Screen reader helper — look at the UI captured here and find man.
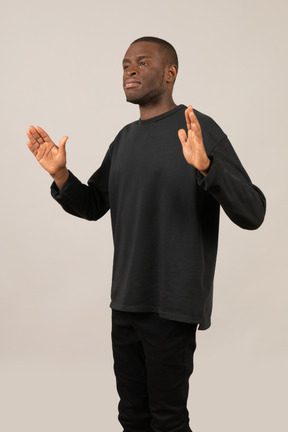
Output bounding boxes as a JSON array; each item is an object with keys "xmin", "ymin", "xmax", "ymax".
[{"xmin": 26, "ymin": 36, "xmax": 266, "ymax": 432}]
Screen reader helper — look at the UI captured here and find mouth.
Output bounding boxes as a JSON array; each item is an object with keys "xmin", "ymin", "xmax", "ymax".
[{"xmin": 124, "ymin": 80, "xmax": 141, "ymax": 89}]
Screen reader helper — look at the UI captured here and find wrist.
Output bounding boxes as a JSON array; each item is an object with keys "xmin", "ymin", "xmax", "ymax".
[
  {"xmin": 51, "ymin": 167, "xmax": 69, "ymax": 190},
  {"xmin": 51, "ymin": 167, "xmax": 68, "ymax": 179},
  {"xmin": 199, "ymin": 158, "xmax": 211, "ymax": 176}
]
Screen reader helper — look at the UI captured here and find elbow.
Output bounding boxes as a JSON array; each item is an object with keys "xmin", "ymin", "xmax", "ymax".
[
  {"xmin": 225, "ymin": 195, "xmax": 266, "ymax": 230},
  {"xmin": 249, "ymin": 195, "xmax": 266, "ymax": 230},
  {"xmin": 236, "ymin": 199, "xmax": 266, "ymax": 230},
  {"xmin": 244, "ymin": 212, "xmax": 265, "ymax": 230}
]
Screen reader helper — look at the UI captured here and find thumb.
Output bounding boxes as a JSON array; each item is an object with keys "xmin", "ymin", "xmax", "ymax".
[
  {"xmin": 59, "ymin": 136, "xmax": 68, "ymax": 155},
  {"xmin": 178, "ymin": 129, "xmax": 187, "ymax": 147}
]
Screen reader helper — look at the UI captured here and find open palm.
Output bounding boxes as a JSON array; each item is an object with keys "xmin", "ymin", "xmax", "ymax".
[
  {"xmin": 26, "ymin": 126, "xmax": 68, "ymax": 176},
  {"xmin": 178, "ymin": 106, "xmax": 210, "ymax": 175}
]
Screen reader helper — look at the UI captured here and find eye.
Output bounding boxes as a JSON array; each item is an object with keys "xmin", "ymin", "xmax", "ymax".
[
  {"xmin": 123, "ymin": 65, "xmax": 129, "ymax": 70},
  {"xmin": 139, "ymin": 61, "xmax": 148, "ymax": 67}
]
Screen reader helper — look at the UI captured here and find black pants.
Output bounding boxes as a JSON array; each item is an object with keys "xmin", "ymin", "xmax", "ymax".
[{"xmin": 111, "ymin": 309, "xmax": 198, "ymax": 432}]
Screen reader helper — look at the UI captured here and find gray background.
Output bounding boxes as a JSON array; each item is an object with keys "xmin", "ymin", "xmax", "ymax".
[{"xmin": 1, "ymin": 0, "xmax": 287, "ymax": 431}]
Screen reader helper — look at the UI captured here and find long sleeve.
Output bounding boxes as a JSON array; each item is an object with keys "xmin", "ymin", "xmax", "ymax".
[
  {"xmin": 50, "ymin": 143, "xmax": 113, "ymax": 221},
  {"xmin": 196, "ymin": 135, "xmax": 266, "ymax": 230}
]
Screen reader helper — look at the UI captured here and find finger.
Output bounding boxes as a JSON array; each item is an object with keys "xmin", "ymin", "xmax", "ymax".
[
  {"xmin": 27, "ymin": 126, "xmax": 45, "ymax": 144},
  {"xmin": 185, "ymin": 107, "xmax": 192, "ymax": 130},
  {"xmin": 178, "ymin": 129, "xmax": 188, "ymax": 147},
  {"xmin": 188, "ymin": 110, "xmax": 202, "ymax": 137},
  {"xmin": 28, "ymin": 125, "xmax": 52, "ymax": 144},
  {"xmin": 188, "ymin": 129, "xmax": 196, "ymax": 144},
  {"xmin": 35, "ymin": 126, "xmax": 52, "ymax": 142},
  {"xmin": 27, "ymin": 130, "xmax": 40, "ymax": 148},
  {"xmin": 27, "ymin": 140, "xmax": 38, "ymax": 156},
  {"xmin": 188, "ymin": 107, "xmax": 200, "ymax": 128}
]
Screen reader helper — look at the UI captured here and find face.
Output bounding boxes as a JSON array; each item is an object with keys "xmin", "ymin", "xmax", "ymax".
[{"xmin": 122, "ymin": 42, "xmax": 167, "ymax": 105}]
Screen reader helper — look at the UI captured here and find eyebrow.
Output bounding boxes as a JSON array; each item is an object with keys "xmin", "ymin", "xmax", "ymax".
[{"xmin": 122, "ymin": 55, "xmax": 152, "ymax": 64}]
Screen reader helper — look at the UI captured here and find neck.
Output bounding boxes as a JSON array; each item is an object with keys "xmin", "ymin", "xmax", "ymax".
[{"xmin": 139, "ymin": 97, "xmax": 177, "ymax": 120}]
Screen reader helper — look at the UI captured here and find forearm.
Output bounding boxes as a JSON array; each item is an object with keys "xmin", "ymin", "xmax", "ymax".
[
  {"xmin": 195, "ymin": 130, "xmax": 266, "ymax": 230},
  {"xmin": 51, "ymin": 170, "xmax": 109, "ymax": 221},
  {"xmin": 197, "ymin": 156, "xmax": 266, "ymax": 229}
]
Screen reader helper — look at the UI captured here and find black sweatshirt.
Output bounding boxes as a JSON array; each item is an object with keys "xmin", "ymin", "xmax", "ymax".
[{"xmin": 51, "ymin": 104, "xmax": 266, "ymax": 330}]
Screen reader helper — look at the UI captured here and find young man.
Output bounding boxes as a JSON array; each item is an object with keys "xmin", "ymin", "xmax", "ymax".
[{"xmin": 26, "ymin": 37, "xmax": 266, "ymax": 432}]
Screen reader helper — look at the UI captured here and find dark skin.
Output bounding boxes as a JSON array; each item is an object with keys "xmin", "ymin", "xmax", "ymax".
[
  {"xmin": 122, "ymin": 41, "xmax": 177, "ymax": 120},
  {"xmin": 26, "ymin": 41, "xmax": 210, "ymax": 189}
]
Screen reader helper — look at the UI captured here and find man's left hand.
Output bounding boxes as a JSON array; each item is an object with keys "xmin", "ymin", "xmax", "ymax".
[{"xmin": 178, "ymin": 105, "xmax": 211, "ymax": 176}]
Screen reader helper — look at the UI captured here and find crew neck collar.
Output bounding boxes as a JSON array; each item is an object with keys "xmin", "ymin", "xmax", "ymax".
[{"xmin": 137, "ymin": 104, "xmax": 186, "ymax": 125}]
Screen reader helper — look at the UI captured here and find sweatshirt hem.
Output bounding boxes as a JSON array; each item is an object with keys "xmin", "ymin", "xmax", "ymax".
[{"xmin": 109, "ymin": 302, "xmax": 209, "ymax": 329}]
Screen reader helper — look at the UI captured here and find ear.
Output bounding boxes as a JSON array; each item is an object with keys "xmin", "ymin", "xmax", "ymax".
[{"xmin": 165, "ymin": 65, "xmax": 178, "ymax": 84}]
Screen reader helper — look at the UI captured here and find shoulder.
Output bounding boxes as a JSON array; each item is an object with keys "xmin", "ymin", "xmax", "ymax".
[
  {"xmin": 193, "ymin": 108, "xmax": 227, "ymax": 149},
  {"xmin": 193, "ymin": 109, "xmax": 226, "ymax": 138}
]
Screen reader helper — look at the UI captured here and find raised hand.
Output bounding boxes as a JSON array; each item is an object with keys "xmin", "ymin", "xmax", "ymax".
[
  {"xmin": 178, "ymin": 106, "xmax": 211, "ymax": 175},
  {"xmin": 26, "ymin": 126, "xmax": 68, "ymax": 175}
]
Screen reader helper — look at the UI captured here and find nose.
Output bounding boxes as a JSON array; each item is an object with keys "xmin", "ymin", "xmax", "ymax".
[{"xmin": 125, "ymin": 63, "xmax": 139, "ymax": 77}]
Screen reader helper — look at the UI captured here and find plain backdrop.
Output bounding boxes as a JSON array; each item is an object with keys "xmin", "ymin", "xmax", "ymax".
[{"xmin": 1, "ymin": 0, "xmax": 287, "ymax": 431}]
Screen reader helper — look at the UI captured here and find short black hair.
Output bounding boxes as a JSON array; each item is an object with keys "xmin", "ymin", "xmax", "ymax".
[{"xmin": 131, "ymin": 36, "xmax": 178, "ymax": 70}]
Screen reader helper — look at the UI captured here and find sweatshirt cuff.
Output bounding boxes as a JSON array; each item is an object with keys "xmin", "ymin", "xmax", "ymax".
[
  {"xmin": 196, "ymin": 155, "xmax": 216, "ymax": 187},
  {"xmin": 195, "ymin": 155, "xmax": 226, "ymax": 191},
  {"xmin": 50, "ymin": 170, "xmax": 76, "ymax": 199}
]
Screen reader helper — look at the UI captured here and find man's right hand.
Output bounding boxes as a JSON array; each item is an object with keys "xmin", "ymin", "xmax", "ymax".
[{"xmin": 26, "ymin": 126, "xmax": 69, "ymax": 189}]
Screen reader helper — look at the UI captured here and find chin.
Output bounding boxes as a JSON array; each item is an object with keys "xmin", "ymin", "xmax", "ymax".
[{"xmin": 126, "ymin": 96, "xmax": 142, "ymax": 105}]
